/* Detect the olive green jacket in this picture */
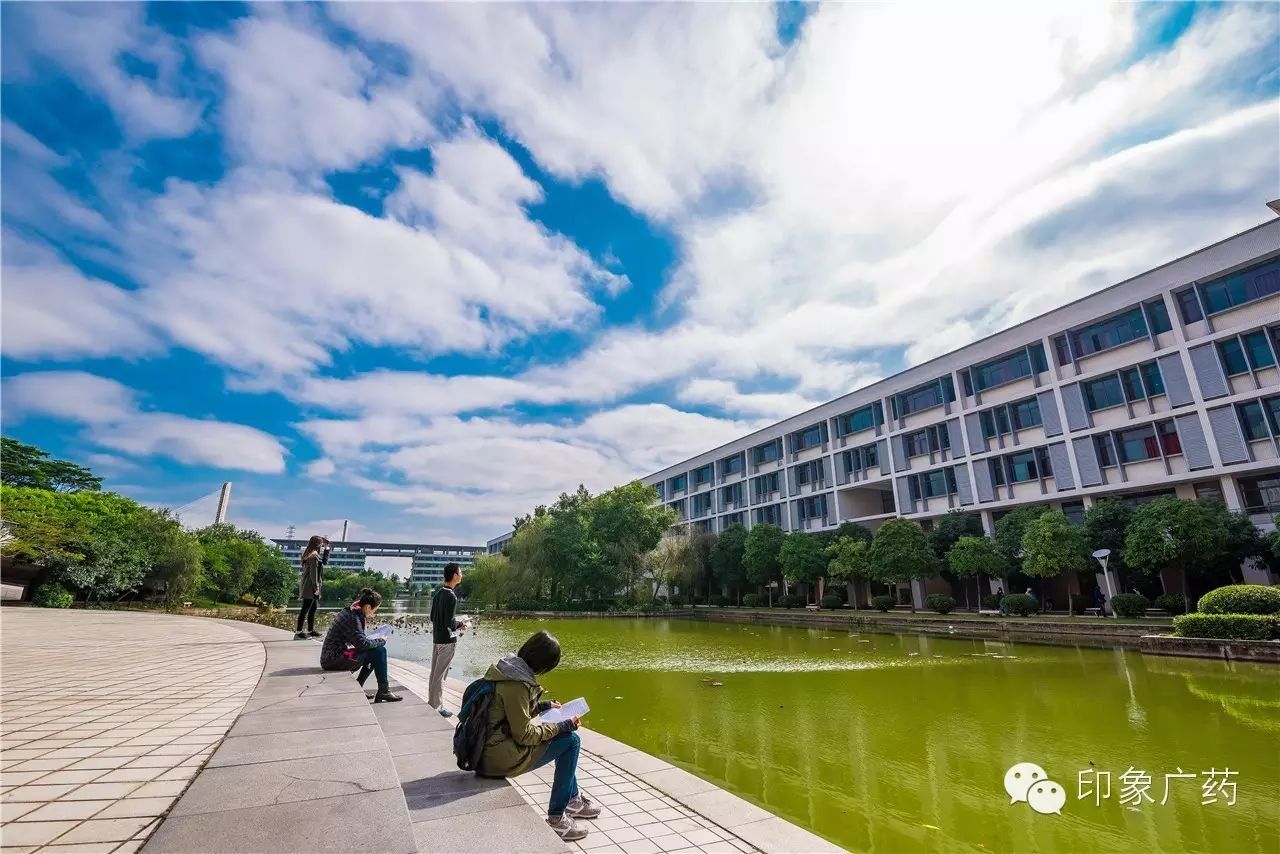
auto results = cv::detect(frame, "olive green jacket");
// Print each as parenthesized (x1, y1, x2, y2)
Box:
(477, 655, 562, 778)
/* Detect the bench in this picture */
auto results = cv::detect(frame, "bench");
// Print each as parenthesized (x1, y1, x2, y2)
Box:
(805, 604, 820, 611)
(978, 608, 1001, 616)
(1083, 607, 1104, 617)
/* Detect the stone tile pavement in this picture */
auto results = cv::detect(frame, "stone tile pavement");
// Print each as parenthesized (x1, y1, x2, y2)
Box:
(388, 659, 842, 854)
(0, 610, 263, 854)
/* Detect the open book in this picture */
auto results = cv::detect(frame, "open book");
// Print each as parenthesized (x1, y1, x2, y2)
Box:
(367, 625, 394, 642)
(534, 697, 589, 725)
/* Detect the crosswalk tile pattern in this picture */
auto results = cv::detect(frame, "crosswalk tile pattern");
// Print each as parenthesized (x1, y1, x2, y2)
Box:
(389, 661, 761, 854)
(1, 610, 263, 853)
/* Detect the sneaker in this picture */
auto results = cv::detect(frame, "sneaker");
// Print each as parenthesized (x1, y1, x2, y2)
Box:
(293, 632, 307, 640)
(307, 630, 321, 638)
(438, 708, 454, 718)
(565, 792, 600, 819)
(372, 689, 403, 703)
(546, 814, 587, 842)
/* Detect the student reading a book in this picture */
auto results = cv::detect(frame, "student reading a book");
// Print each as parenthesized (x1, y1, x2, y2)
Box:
(319, 588, 402, 703)
(478, 630, 599, 841)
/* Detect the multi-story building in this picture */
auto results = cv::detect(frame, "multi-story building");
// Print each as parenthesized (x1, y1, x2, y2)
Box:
(486, 530, 515, 554)
(643, 210, 1280, 563)
(270, 539, 483, 587)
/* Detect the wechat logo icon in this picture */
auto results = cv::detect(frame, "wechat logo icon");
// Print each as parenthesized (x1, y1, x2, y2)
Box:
(1005, 762, 1066, 816)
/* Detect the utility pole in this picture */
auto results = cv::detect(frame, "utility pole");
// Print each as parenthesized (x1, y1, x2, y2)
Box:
(214, 482, 232, 524)
(285, 525, 296, 540)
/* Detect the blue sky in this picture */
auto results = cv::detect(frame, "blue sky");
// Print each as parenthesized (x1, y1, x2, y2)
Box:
(3, 2, 1278, 545)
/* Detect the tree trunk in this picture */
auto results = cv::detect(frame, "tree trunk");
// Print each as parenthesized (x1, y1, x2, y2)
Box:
(1181, 569, 1190, 617)
(846, 580, 858, 609)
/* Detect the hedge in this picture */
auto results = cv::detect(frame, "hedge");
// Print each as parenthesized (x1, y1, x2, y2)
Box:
(778, 594, 802, 609)
(1154, 593, 1187, 615)
(820, 593, 843, 610)
(1197, 585, 1280, 616)
(1173, 613, 1280, 641)
(1000, 593, 1036, 616)
(925, 593, 955, 614)
(1110, 592, 1150, 618)
(33, 582, 74, 609)
(742, 593, 764, 608)
(870, 595, 895, 612)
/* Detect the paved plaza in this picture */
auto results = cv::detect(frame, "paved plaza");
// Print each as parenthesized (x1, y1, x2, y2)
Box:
(1, 610, 841, 854)
(0, 610, 262, 853)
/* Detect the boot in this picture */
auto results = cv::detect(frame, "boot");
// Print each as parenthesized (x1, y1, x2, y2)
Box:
(373, 686, 402, 703)
(356, 664, 373, 687)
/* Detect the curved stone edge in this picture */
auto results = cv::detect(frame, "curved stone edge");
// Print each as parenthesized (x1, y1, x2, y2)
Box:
(389, 658, 846, 854)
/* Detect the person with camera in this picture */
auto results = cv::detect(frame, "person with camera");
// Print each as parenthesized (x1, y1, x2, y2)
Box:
(294, 535, 329, 639)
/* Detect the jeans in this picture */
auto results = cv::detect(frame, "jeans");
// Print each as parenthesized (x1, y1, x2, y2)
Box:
(531, 732, 580, 817)
(296, 598, 318, 632)
(356, 644, 389, 690)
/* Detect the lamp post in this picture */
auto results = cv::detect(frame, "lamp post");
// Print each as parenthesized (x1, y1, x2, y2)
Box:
(1092, 548, 1118, 618)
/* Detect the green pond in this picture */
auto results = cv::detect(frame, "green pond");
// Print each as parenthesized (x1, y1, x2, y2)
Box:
(384, 617, 1279, 854)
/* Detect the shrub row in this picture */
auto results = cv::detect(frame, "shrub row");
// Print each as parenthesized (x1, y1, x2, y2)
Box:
(1172, 613, 1280, 641)
(925, 594, 955, 614)
(34, 583, 74, 609)
(1000, 593, 1036, 616)
(1109, 592, 1150, 618)
(1198, 584, 1280, 616)
(820, 593, 844, 610)
(871, 595, 895, 612)
(1153, 593, 1187, 615)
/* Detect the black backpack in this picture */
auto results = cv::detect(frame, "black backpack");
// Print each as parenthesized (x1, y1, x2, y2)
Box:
(453, 678, 496, 772)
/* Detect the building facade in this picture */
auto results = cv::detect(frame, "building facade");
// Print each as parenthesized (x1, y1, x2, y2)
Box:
(486, 530, 515, 554)
(270, 539, 483, 587)
(642, 214, 1280, 551)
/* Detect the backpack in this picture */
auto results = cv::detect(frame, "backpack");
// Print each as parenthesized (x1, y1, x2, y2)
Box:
(453, 678, 496, 772)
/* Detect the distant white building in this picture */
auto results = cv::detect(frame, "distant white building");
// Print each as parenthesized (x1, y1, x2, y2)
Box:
(271, 539, 483, 587)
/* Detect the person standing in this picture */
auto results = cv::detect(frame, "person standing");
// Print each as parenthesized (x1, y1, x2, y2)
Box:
(429, 563, 467, 717)
(294, 535, 329, 639)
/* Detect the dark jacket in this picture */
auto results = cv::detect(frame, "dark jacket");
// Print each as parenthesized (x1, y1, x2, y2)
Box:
(477, 655, 573, 778)
(299, 548, 328, 600)
(320, 604, 383, 671)
(430, 586, 461, 645)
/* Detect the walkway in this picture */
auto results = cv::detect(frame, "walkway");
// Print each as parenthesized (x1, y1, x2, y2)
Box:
(0, 610, 262, 852)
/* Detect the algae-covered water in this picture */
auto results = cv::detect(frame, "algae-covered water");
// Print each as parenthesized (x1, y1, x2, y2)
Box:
(385, 617, 1279, 853)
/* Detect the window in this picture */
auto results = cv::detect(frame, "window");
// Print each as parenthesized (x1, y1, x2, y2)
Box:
(720, 453, 744, 476)
(654, 483, 665, 500)
(753, 472, 780, 499)
(917, 468, 956, 498)
(1070, 306, 1148, 358)
(799, 495, 827, 522)
(1267, 396, 1280, 434)
(754, 504, 782, 525)
(1114, 421, 1181, 463)
(1218, 338, 1250, 376)
(989, 458, 1006, 487)
(1094, 434, 1118, 468)
(1176, 288, 1204, 324)
(1006, 450, 1040, 483)
(1083, 374, 1125, 411)
(753, 439, 781, 465)
(1199, 257, 1280, 315)
(670, 499, 688, 520)
(844, 443, 879, 475)
(981, 406, 1012, 439)
(1239, 473, 1280, 514)
(1242, 330, 1277, 371)
(795, 460, 824, 487)
(722, 482, 744, 505)
(671, 474, 687, 492)
(904, 430, 930, 457)
(1053, 334, 1072, 367)
(1238, 401, 1270, 441)
(793, 423, 825, 451)
(1193, 481, 1225, 504)
(1061, 500, 1086, 525)
(837, 403, 882, 436)
(967, 344, 1048, 393)
(1012, 398, 1042, 430)
(693, 493, 713, 516)
(1119, 362, 1164, 401)
(893, 377, 955, 417)
(692, 464, 713, 486)
(1144, 298, 1172, 334)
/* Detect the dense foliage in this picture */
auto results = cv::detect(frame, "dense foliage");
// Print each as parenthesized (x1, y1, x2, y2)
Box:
(1108, 592, 1150, 618)
(1197, 584, 1280, 616)
(925, 593, 956, 614)
(1, 437, 102, 492)
(1173, 613, 1279, 640)
(1000, 593, 1037, 616)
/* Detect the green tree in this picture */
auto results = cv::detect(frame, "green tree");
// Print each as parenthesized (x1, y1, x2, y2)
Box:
(1124, 497, 1239, 614)
(590, 482, 675, 602)
(994, 504, 1047, 577)
(196, 524, 265, 603)
(826, 536, 873, 608)
(1020, 510, 1089, 614)
(1083, 499, 1133, 583)
(140, 512, 205, 608)
(640, 537, 692, 602)
(743, 523, 785, 600)
(868, 519, 936, 613)
(710, 524, 748, 602)
(779, 532, 826, 603)
(507, 514, 553, 603)
(467, 553, 528, 608)
(927, 511, 984, 560)
(248, 551, 296, 608)
(946, 535, 1006, 611)
(688, 530, 717, 602)
(1, 437, 102, 492)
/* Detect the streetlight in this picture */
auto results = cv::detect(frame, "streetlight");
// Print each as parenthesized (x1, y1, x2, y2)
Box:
(1092, 548, 1118, 619)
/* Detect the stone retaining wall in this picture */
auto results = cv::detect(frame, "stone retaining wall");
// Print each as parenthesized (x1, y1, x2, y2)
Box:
(1139, 634, 1280, 663)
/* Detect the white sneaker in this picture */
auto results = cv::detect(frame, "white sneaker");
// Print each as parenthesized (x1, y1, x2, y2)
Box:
(546, 814, 588, 841)
(566, 792, 600, 819)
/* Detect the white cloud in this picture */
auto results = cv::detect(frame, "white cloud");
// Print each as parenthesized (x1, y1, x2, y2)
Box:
(198, 13, 434, 171)
(2, 4, 200, 140)
(3, 372, 288, 474)
(0, 236, 159, 361)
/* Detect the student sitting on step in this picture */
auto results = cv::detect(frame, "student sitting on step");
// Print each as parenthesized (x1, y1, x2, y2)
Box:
(478, 630, 600, 842)
(319, 588, 401, 703)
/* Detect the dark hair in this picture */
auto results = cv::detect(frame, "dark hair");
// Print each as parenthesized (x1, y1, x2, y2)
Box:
(443, 563, 461, 582)
(356, 587, 382, 608)
(517, 630, 561, 675)
(303, 535, 325, 558)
